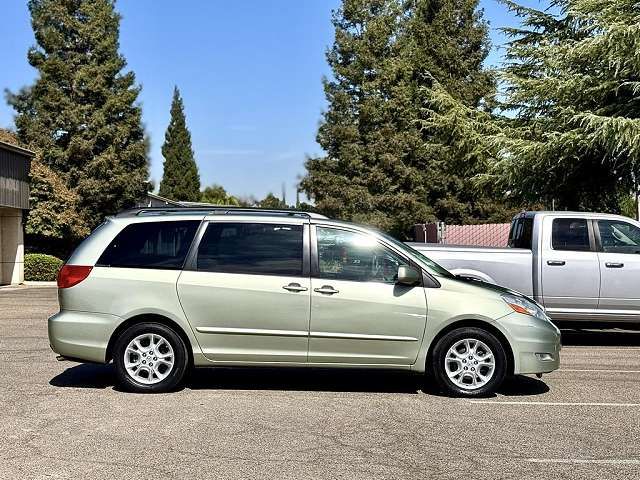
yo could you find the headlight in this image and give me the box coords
[502,293,547,321]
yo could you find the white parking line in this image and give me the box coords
[559,368,640,373]
[467,400,640,407]
[527,458,640,465]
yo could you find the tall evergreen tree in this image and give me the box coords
[7,0,149,230]
[301,0,496,236]
[158,87,200,202]
[492,0,640,212]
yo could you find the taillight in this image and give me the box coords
[57,265,93,289]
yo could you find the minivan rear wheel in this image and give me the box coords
[431,327,507,397]
[113,323,189,393]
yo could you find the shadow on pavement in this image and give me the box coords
[50,363,549,397]
[559,326,640,347]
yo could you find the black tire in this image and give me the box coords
[431,327,507,397]
[113,322,189,393]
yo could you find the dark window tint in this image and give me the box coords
[597,220,640,254]
[317,227,409,283]
[552,218,591,251]
[508,217,533,249]
[98,221,199,269]
[197,223,303,276]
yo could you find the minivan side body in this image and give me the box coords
[49,209,561,395]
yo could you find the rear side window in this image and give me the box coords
[551,218,591,251]
[196,222,303,276]
[97,221,199,269]
[508,217,533,249]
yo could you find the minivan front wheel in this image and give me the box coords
[113,323,189,393]
[431,327,507,397]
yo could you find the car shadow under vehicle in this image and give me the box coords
[49,363,549,397]
[559,326,640,346]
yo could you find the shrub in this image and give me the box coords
[24,253,63,281]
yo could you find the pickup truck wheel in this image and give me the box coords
[113,323,189,393]
[431,327,507,397]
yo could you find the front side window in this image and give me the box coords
[551,218,591,252]
[196,222,303,276]
[597,220,640,254]
[97,221,199,269]
[316,227,409,284]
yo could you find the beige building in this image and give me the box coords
[0,140,33,285]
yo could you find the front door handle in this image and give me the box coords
[282,283,308,292]
[547,260,566,266]
[605,262,624,268]
[314,285,339,295]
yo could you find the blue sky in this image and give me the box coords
[0,0,539,201]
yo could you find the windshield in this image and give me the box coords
[376,231,455,278]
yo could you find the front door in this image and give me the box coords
[177,220,310,363]
[308,226,427,366]
[595,219,640,319]
[540,217,600,319]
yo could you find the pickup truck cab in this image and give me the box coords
[410,211,640,323]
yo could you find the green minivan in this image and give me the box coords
[49,207,560,395]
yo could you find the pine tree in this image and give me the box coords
[492,0,640,212]
[7,0,150,230]
[158,87,200,202]
[301,0,497,236]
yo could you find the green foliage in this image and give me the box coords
[200,184,239,205]
[7,0,150,233]
[24,253,63,281]
[258,193,287,209]
[159,87,201,201]
[491,0,640,212]
[301,0,498,237]
[620,194,639,220]
[0,129,89,242]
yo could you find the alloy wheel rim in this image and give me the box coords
[124,333,175,385]
[444,338,495,390]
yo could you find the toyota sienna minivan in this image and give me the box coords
[48,207,560,395]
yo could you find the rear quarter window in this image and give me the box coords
[97,221,200,269]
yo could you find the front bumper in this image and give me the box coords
[498,312,561,375]
[48,310,121,363]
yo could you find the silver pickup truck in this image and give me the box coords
[409,211,640,323]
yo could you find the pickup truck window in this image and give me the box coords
[597,220,640,254]
[552,218,591,252]
[508,217,533,249]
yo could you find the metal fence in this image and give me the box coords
[413,222,511,247]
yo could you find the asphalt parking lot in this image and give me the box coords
[1,286,639,479]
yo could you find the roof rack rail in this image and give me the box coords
[116,205,328,219]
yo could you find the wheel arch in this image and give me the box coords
[106,313,194,367]
[426,319,515,376]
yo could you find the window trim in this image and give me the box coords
[310,224,424,286]
[183,219,310,277]
[96,219,203,270]
[549,217,596,253]
[593,218,640,255]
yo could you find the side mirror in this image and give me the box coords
[397,265,421,286]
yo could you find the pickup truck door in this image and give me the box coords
[594,219,640,320]
[540,217,600,318]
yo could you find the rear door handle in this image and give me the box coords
[313,285,339,295]
[605,262,624,268]
[547,260,566,266]
[282,283,308,292]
